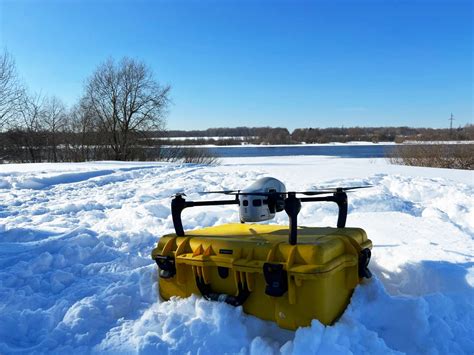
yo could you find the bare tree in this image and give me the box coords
[42,96,66,162]
[83,57,170,160]
[66,99,100,161]
[0,51,23,129]
[17,93,45,162]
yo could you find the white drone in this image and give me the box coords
[171,177,371,244]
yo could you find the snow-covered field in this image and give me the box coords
[0,156,472,354]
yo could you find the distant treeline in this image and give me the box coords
[157,125,474,145]
[158,127,291,145]
[292,126,473,144]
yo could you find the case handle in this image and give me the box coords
[195,276,250,307]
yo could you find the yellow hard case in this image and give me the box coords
[152,223,372,330]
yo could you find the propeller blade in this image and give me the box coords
[238,191,334,196]
[186,186,372,198]
[199,191,274,196]
[237,191,334,196]
[198,190,239,195]
[309,185,373,192]
[237,192,276,196]
[174,184,372,200]
[293,190,335,196]
[342,185,373,191]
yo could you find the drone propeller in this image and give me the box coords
[197,185,372,197]
[342,185,373,191]
[309,185,373,192]
[199,191,284,196]
[293,190,339,196]
[198,190,240,195]
[199,190,334,196]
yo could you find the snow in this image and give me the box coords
[0,156,472,354]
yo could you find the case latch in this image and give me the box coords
[359,248,372,278]
[263,263,288,297]
[155,255,176,279]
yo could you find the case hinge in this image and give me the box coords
[263,263,288,297]
[155,255,176,279]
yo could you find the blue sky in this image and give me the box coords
[0,0,472,130]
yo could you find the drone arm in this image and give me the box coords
[284,193,301,245]
[284,191,348,245]
[171,195,239,236]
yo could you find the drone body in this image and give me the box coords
[239,177,286,222]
